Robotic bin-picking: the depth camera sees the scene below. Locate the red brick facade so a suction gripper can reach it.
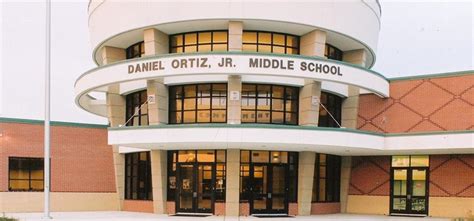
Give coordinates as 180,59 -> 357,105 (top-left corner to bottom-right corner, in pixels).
429,155 -> 474,197
358,74 -> 474,133
310,202 -> 340,214
349,156 -> 391,196
0,121 -> 115,193
123,200 -> 154,213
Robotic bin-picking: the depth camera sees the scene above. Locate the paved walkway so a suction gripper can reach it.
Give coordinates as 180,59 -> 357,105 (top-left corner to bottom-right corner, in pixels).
3,211 -> 450,221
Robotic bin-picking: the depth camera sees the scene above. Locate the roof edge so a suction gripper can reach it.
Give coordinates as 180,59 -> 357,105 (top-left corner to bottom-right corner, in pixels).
389,70 -> 473,82
0,117 -> 108,129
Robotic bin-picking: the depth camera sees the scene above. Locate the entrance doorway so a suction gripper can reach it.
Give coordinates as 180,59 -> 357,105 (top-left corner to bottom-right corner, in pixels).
390,156 -> 429,216
172,150 -> 226,214
251,164 -> 288,214
240,151 -> 299,215
177,163 -> 214,213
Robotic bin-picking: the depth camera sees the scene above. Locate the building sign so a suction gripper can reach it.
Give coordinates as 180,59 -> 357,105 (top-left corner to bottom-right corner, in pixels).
230,91 -> 240,101
127,56 -> 343,77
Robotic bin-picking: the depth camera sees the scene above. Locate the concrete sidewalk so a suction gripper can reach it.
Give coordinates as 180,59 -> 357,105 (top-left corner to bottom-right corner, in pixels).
3,211 -> 450,221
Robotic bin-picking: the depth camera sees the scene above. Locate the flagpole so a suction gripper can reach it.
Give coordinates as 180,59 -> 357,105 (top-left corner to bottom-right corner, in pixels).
44,0 -> 51,219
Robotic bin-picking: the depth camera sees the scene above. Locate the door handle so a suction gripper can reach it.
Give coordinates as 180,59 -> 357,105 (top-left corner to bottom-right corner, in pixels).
193,192 -> 197,198
407,194 -> 411,200
268,193 -> 272,199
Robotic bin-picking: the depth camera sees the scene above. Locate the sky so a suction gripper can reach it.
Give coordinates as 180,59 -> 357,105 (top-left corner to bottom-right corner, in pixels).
0,0 -> 473,124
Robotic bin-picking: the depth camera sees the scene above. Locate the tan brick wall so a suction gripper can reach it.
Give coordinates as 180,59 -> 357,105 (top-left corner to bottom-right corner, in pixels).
310,202 -> 340,214
166,201 -> 175,214
0,122 -> 115,193
288,203 -> 298,216
239,202 -> 249,216
123,200 -> 154,213
358,74 -> 474,133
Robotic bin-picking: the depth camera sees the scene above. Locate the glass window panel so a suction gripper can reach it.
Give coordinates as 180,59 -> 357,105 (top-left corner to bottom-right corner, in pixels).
285,113 -> 297,125
272,112 -> 284,124
241,98 -> 256,109
10,180 -> 29,190
272,46 -> 285,54
198,32 -> 212,44
30,180 -> 44,191
392,156 -> 410,167
183,98 -> 196,110
184,46 -> 197,53
252,151 -> 270,163
183,111 -> 196,123
242,44 -> 257,52
258,45 -> 271,53
393,198 -> 406,210
412,169 -> 426,196
170,99 -> 182,111
272,99 -> 284,111
241,151 -> 250,163
171,35 -> 183,46
184,85 -> 196,97
170,111 -> 182,124
197,150 -> 215,162
410,156 -> 429,167
243,32 -> 257,43
212,110 -> 226,122
241,110 -> 255,123
213,32 -> 228,43
198,84 -> 211,97
213,44 -> 227,51
318,180 -> 326,201
198,44 -> 212,52
212,84 -> 227,96
257,85 -> 271,97
197,110 -> 211,123
212,97 -> 226,109
242,84 -> 257,96
257,98 -> 270,110
287,36 -> 298,48
197,98 -> 211,109
216,151 -> 226,163
272,86 -> 284,98
273,34 -> 285,46
174,47 -> 183,53
140,115 -> 148,125
258,33 -> 271,44
178,150 -> 196,162
287,48 -> 299,55
257,111 -> 271,123
184,33 -> 197,45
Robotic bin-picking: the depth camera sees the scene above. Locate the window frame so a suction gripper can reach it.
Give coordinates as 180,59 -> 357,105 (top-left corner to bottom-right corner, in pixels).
125,90 -> 149,126
126,41 -> 145,59
324,43 -> 343,61
168,83 -> 228,124
312,153 -> 341,203
124,152 -> 153,200
242,30 -> 300,55
8,157 -> 45,192
241,84 -> 299,125
318,91 -> 343,128
169,30 -> 229,53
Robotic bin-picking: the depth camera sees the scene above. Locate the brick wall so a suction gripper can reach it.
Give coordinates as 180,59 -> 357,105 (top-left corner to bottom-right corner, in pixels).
310,202 -> 340,214
430,154 -> 474,197
0,122 -> 115,193
123,200 -> 154,213
349,156 -> 390,196
358,74 -> 474,133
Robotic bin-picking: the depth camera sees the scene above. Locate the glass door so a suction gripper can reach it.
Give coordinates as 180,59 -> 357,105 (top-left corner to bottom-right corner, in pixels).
177,164 -> 195,213
250,164 -> 288,214
177,163 -> 215,214
390,168 -> 428,215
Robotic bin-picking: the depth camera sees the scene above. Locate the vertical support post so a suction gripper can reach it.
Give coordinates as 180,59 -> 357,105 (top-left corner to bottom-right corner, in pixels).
44,0 -> 51,218
297,152 -> 316,215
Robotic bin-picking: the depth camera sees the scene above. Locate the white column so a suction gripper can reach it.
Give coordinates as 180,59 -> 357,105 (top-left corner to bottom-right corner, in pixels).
297,152 -> 316,215
144,28 -> 169,56
225,149 -> 241,216
151,150 -> 168,214
147,78 -> 168,125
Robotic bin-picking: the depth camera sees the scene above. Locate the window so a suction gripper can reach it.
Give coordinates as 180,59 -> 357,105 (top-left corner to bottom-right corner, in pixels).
242,31 -> 299,55
125,90 -> 148,126
170,31 -> 228,53
125,152 -> 152,200
312,153 -> 341,202
318,92 -> 342,128
241,84 -> 298,125
9,157 -> 44,191
126,41 -> 145,59
169,84 -> 227,124
392,155 -> 429,167
324,44 -> 343,61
